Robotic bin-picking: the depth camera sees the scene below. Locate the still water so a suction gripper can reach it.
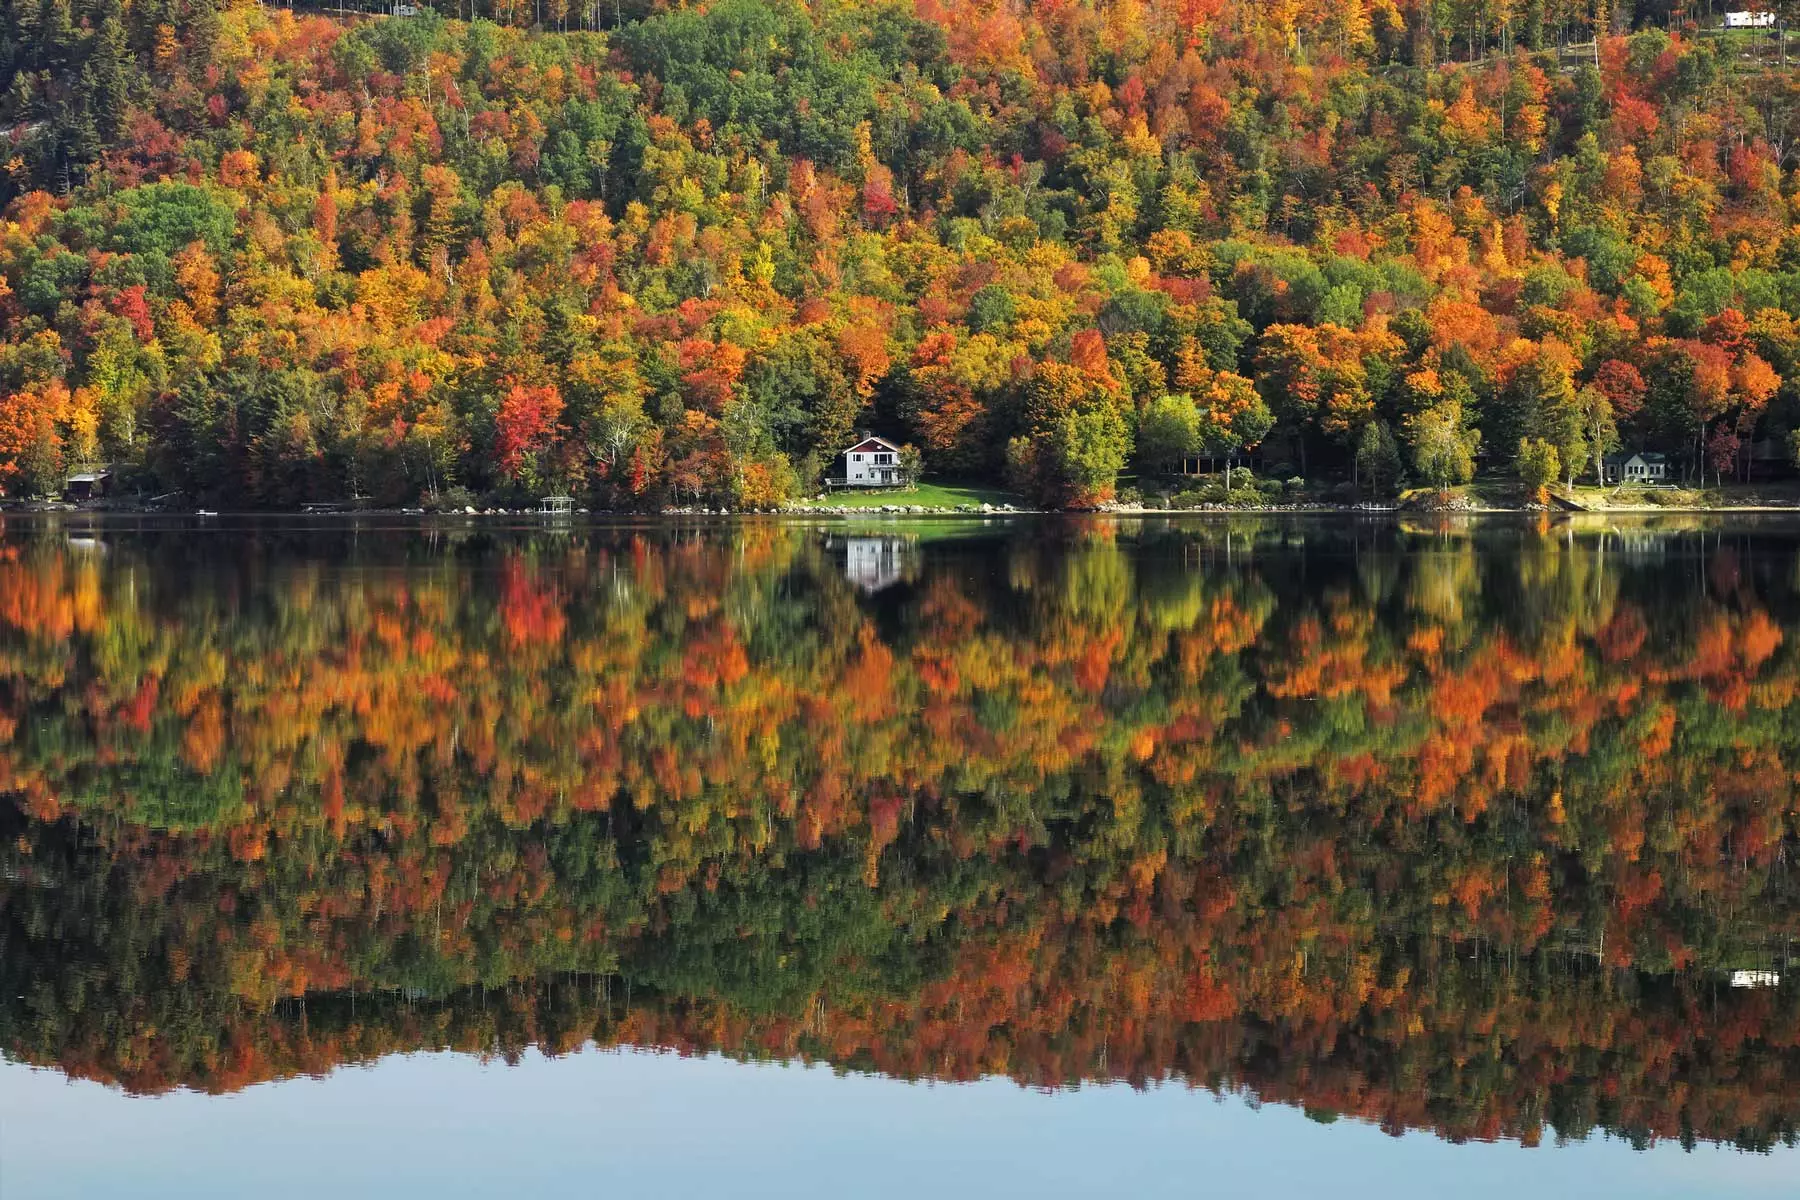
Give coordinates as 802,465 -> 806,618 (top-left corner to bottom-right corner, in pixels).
2,513 -> 1798,1196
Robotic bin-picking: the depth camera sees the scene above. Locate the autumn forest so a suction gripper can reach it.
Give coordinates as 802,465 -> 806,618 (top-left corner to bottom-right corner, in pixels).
5,2 -> 1800,507
8,0 -> 1800,1170
3,515 -> 1800,1150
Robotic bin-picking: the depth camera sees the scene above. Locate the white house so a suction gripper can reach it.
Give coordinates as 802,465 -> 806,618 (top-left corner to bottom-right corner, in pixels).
842,436 -> 904,487
1601,452 -> 1669,484
1730,969 -> 1781,988
1725,10 -> 1777,28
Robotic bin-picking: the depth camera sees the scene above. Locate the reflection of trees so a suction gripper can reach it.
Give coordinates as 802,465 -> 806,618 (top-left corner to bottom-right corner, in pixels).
1405,539 -> 1480,628
1503,527 -> 1621,655
1,520 -> 1799,1150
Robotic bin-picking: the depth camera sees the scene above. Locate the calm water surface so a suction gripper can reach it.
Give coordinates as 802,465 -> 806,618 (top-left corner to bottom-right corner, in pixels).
2,513 -> 1798,1196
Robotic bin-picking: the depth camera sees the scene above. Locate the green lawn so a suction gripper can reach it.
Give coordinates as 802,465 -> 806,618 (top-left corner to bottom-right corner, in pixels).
789,481 -> 1022,509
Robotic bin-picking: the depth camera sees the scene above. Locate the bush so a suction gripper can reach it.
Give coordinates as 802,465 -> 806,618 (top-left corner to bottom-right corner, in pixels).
425,485 -> 477,512
1167,474 -> 1279,507
1169,485 -> 1218,508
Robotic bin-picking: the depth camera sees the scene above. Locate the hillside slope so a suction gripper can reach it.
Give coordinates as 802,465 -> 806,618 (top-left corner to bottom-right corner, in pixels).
1,1 -> 1797,507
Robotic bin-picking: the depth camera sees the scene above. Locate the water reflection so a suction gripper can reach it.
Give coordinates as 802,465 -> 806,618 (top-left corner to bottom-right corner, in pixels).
2,515 -> 1799,1152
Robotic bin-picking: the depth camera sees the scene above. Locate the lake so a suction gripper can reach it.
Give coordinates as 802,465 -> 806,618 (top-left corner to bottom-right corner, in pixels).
2,513 -> 1798,1197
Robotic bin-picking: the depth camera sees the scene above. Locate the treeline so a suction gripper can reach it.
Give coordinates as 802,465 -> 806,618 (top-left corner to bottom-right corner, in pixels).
2,2 -> 1800,506
1,519 -> 1799,1146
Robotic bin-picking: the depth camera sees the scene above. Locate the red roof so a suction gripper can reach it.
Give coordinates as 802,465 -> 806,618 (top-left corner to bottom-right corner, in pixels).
845,437 -> 900,455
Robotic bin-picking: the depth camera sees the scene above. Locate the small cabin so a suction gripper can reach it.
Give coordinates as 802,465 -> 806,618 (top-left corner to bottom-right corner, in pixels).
63,470 -> 112,502
1725,10 -> 1777,28
842,436 -> 904,487
1601,452 -> 1669,484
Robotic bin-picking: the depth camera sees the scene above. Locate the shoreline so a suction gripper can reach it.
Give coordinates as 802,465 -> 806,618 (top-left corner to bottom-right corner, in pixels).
12,500 -> 1800,520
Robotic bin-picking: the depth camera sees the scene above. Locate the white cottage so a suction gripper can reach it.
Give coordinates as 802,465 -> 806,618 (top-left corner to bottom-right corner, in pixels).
1731,969 -> 1781,988
1725,11 -> 1777,28
842,436 -> 904,487
1601,452 -> 1669,484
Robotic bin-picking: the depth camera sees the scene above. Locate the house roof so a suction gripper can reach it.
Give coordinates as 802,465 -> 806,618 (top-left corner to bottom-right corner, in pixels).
845,436 -> 901,455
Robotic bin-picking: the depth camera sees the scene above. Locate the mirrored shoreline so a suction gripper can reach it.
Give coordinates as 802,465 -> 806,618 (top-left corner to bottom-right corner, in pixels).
4,514 -> 1799,1160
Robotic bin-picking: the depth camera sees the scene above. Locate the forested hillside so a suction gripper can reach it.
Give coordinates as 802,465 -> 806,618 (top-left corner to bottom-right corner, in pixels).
3,1 -> 1800,507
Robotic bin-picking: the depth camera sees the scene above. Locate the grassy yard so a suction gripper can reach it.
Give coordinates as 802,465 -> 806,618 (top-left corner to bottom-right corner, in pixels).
788,480 -> 1022,509
1570,481 -> 1800,509
1391,479 -> 1800,511
1394,479 -> 1531,509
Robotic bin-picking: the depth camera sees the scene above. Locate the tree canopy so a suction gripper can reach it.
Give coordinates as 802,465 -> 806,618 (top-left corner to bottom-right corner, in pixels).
1,3 -> 1798,504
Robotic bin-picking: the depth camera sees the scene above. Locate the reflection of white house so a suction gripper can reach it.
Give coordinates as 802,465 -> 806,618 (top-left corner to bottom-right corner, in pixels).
844,537 -> 906,592
1610,532 -> 1679,558
843,436 -> 904,487
1725,11 -> 1777,28
1601,452 -> 1669,484
1731,969 -> 1781,988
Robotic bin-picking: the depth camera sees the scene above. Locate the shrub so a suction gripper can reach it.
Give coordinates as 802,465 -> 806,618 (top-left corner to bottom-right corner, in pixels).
425,485 -> 477,512
1169,486 -> 1217,509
